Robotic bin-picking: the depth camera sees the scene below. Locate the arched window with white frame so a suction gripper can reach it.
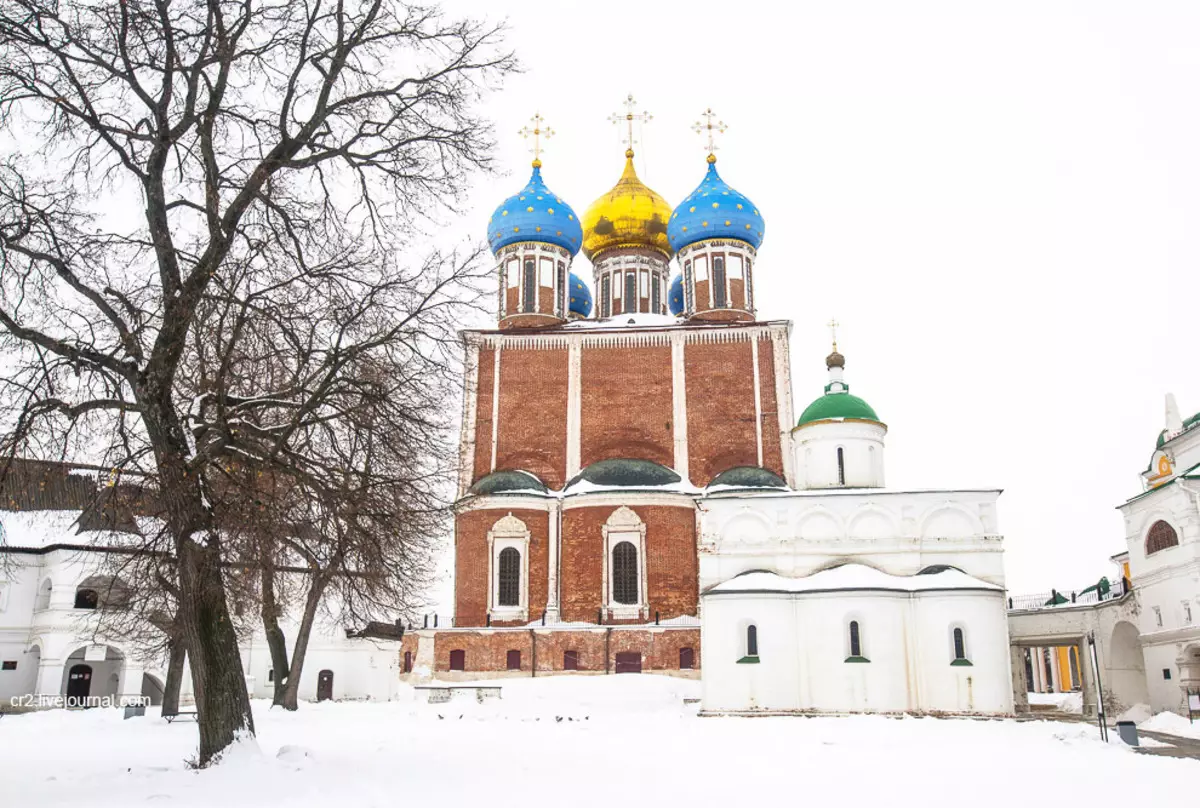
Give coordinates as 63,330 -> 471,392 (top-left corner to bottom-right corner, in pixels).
602,506 -> 648,620
488,513 -> 530,621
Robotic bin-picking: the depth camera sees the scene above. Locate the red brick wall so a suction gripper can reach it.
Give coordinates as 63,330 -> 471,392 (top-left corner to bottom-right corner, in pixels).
730,277 -> 746,311
685,340 -> 759,485
559,504 -> 697,623
454,508 -> 549,627
580,345 -> 673,468
419,628 -> 700,674
756,335 -> 784,477
495,348 -> 569,489
471,347 -> 494,483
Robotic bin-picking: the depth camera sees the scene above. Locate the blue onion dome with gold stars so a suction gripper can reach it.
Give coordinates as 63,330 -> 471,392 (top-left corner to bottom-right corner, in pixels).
667,155 -> 764,251
487,162 -> 582,256
568,272 -> 593,317
668,273 -> 684,315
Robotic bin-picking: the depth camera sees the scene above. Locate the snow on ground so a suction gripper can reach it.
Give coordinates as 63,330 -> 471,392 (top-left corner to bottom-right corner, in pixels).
1141,710 -> 1200,740
1028,691 -> 1083,712
1,675 -> 1195,808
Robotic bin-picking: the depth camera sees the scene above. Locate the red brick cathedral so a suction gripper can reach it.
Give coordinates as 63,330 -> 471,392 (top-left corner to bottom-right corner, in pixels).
400,122 -> 793,678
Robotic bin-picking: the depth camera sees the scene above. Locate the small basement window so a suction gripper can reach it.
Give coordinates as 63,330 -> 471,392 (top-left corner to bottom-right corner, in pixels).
1163,668 -> 1172,680
1,660 -> 16,671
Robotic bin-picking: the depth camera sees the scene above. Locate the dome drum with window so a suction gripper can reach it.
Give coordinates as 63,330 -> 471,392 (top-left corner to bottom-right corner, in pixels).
583,151 -> 675,319
792,347 -> 886,489
488,163 -> 583,330
668,157 -> 764,323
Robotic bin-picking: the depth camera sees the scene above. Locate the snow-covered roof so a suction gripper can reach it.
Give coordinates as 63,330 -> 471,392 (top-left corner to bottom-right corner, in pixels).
705,563 -> 1002,596
560,313 -> 684,331
0,509 -> 155,551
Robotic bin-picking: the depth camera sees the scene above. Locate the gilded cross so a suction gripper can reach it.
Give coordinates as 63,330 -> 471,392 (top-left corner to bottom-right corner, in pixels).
608,94 -> 653,154
691,108 -> 727,158
827,318 -> 840,351
518,113 -> 554,167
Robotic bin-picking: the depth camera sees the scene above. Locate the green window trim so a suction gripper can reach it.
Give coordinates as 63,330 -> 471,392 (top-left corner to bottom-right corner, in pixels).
950,658 -> 974,667
844,656 -> 871,663
736,655 -> 760,664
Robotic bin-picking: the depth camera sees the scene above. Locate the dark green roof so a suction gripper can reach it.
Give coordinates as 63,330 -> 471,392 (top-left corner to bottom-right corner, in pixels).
709,466 -> 788,489
469,470 -> 547,496
567,459 -> 681,488
797,392 -> 880,427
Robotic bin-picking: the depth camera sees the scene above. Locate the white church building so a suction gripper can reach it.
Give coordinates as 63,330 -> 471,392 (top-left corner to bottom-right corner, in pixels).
0,500 -> 403,709
699,346 -> 1014,716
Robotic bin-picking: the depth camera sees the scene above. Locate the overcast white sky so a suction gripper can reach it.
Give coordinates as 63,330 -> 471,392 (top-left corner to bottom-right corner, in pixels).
433,0 -> 1199,596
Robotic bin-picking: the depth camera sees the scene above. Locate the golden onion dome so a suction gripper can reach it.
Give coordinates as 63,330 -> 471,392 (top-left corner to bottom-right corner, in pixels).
581,150 -> 674,260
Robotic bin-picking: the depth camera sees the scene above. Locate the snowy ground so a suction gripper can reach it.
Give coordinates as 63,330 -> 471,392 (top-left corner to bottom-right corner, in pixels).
1,675 -> 1195,807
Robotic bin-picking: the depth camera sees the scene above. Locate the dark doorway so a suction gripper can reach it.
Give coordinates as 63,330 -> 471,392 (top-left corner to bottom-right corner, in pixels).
679,647 -> 695,670
614,652 -> 642,674
506,649 -> 521,671
317,669 -> 334,702
449,649 -> 466,671
66,664 -> 92,703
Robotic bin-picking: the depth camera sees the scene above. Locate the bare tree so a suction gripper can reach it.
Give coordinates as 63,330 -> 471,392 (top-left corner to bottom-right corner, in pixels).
0,0 -> 511,764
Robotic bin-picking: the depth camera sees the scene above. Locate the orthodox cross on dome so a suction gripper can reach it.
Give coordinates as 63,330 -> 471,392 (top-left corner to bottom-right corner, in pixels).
518,112 -> 554,168
608,94 -> 652,156
692,107 -> 727,162
827,318 -> 840,352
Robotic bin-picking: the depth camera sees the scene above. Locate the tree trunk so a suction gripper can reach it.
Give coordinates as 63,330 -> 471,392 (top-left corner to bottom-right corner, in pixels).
162,637 -> 187,717
281,580 -> 327,711
260,564 -> 290,707
177,533 -> 255,764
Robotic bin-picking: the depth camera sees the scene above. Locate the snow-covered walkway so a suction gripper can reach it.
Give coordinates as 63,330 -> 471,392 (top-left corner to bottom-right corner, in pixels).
1,675 -> 1194,807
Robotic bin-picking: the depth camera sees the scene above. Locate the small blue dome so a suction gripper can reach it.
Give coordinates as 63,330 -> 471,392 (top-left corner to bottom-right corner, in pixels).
568,272 -> 593,318
487,165 -> 582,256
668,274 -> 684,315
667,159 -> 764,252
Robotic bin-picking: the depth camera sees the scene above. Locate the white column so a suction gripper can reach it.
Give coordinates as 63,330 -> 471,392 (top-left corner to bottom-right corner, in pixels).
546,502 -> 560,621
35,659 -> 66,699
1031,646 -> 1044,692
671,332 -> 689,482
771,326 -> 795,487
118,662 -> 145,703
457,337 -> 481,498
566,338 -> 582,478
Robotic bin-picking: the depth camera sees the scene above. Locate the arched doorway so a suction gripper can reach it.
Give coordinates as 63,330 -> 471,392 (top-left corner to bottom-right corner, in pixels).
61,644 -> 125,704
1109,620 -> 1149,709
140,673 -> 165,706
66,664 -> 93,704
317,669 -> 334,701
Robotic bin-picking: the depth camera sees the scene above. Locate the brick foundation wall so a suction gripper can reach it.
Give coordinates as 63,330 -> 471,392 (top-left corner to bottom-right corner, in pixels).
454,508 -> 550,627
412,627 -> 701,675
559,504 -> 697,624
